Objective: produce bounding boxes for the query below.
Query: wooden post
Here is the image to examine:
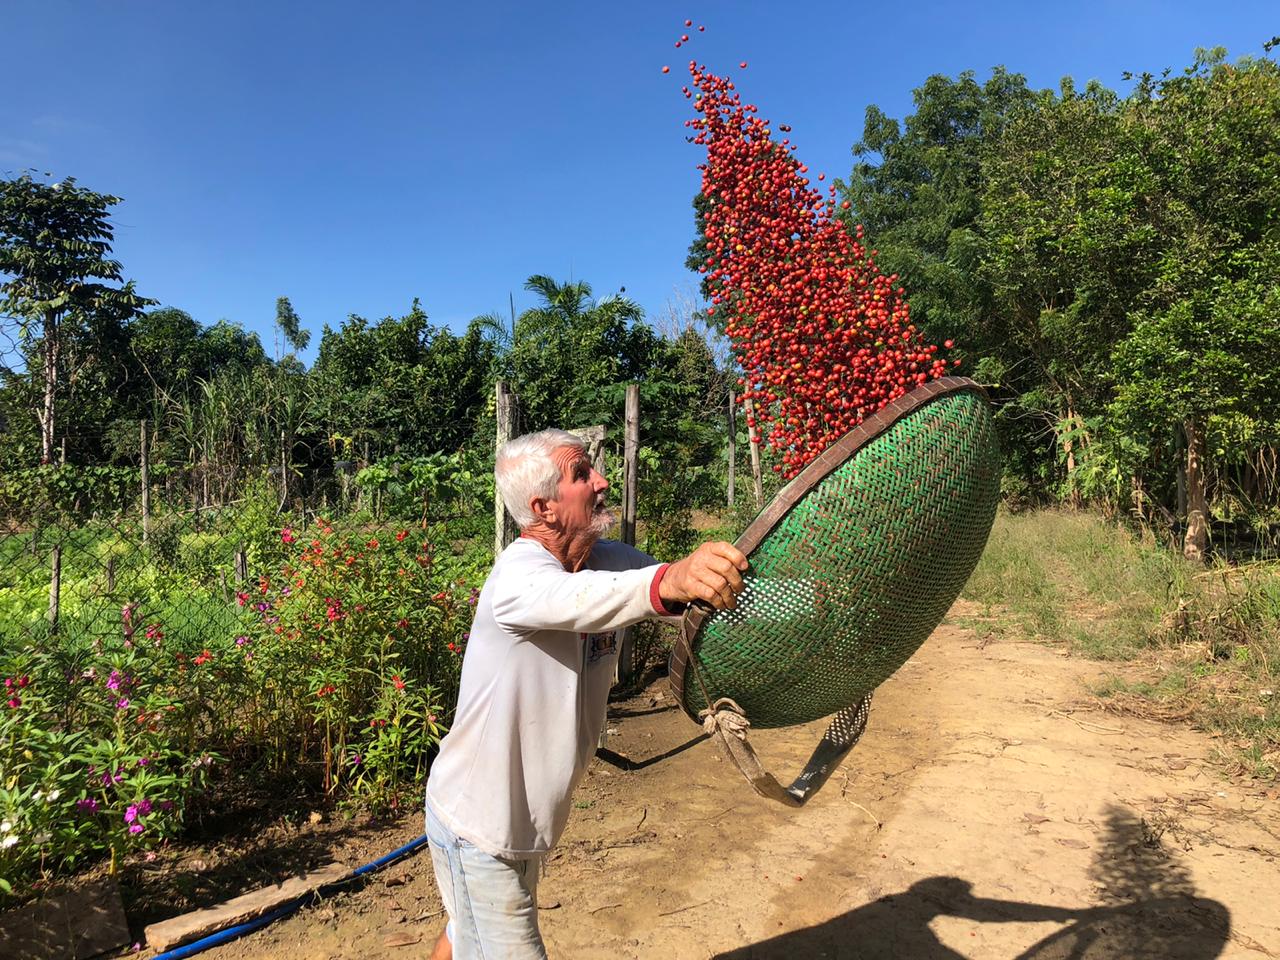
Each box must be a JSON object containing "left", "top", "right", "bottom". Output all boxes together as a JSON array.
[
  {"left": 745, "top": 396, "right": 764, "bottom": 508},
  {"left": 106, "top": 555, "right": 116, "bottom": 594},
  {"left": 59, "top": 437, "right": 67, "bottom": 466},
  {"left": 140, "top": 420, "right": 151, "bottom": 544},
  {"left": 48, "top": 545, "right": 61, "bottom": 632},
  {"left": 727, "top": 389, "right": 736, "bottom": 508},
  {"left": 494, "top": 381, "right": 519, "bottom": 556},
  {"left": 614, "top": 384, "right": 641, "bottom": 688},
  {"left": 622, "top": 384, "right": 639, "bottom": 548},
  {"left": 279, "top": 430, "right": 289, "bottom": 507},
  {"left": 234, "top": 549, "right": 248, "bottom": 584}
]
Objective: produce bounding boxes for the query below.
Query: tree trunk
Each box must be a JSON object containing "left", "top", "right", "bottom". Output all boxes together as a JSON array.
[
  {"left": 39, "top": 310, "right": 60, "bottom": 464},
  {"left": 1182, "top": 418, "right": 1209, "bottom": 564},
  {"left": 1061, "top": 408, "right": 1083, "bottom": 507}
]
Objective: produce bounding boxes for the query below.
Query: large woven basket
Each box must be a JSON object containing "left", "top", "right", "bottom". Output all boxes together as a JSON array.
[{"left": 670, "top": 376, "right": 1000, "bottom": 730}]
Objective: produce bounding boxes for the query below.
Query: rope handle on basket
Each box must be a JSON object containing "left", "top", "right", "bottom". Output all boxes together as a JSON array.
[{"left": 684, "top": 644, "right": 873, "bottom": 807}]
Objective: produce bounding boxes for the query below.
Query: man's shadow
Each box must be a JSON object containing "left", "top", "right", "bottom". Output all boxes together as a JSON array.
[{"left": 713, "top": 804, "right": 1231, "bottom": 959}]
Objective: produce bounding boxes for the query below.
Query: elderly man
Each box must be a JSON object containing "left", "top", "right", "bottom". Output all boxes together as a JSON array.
[{"left": 425, "top": 428, "right": 747, "bottom": 959}]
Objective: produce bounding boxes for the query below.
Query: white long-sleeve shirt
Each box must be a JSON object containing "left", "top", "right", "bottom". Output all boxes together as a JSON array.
[{"left": 425, "top": 536, "right": 673, "bottom": 858}]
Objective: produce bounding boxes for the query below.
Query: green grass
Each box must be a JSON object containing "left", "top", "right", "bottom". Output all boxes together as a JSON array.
[
  {"left": 960, "top": 508, "right": 1279, "bottom": 780},
  {"left": 960, "top": 509, "right": 1185, "bottom": 658}
]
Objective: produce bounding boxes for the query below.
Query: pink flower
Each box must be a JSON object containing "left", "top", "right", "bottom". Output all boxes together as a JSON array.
[
  {"left": 116, "top": 698, "right": 130, "bottom": 710},
  {"left": 236, "top": 592, "right": 249, "bottom": 607},
  {"left": 129, "top": 823, "right": 144, "bottom": 835},
  {"left": 124, "top": 804, "right": 138, "bottom": 823},
  {"left": 281, "top": 527, "right": 295, "bottom": 544}
]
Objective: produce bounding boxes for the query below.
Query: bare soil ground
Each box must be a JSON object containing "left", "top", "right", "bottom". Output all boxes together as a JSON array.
[{"left": 180, "top": 608, "right": 1279, "bottom": 959}]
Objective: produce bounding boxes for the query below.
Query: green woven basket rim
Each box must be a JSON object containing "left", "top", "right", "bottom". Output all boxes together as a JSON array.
[{"left": 669, "top": 375, "right": 990, "bottom": 718}]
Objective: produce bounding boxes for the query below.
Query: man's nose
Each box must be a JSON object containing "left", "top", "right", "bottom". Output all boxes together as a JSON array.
[{"left": 591, "top": 468, "right": 608, "bottom": 492}]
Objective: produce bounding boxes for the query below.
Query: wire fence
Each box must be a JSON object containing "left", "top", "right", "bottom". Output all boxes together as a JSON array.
[{"left": 0, "top": 441, "right": 496, "bottom": 654}]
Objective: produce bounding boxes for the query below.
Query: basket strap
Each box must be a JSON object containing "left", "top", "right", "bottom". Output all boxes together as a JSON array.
[{"left": 700, "top": 694, "right": 873, "bottom": 807}]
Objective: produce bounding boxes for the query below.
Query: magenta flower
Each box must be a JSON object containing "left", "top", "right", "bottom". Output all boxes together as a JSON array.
[
  {"left": 138, "top": 799, "right": 153, "bottom": 816},
  {"left": 129, "top": 823, "right": 144, "bottom": 835},
  {"left": 116, "top": 698, "right": 130, "bottom": 710},
  {"left": 76, "top": 797, "right": 100, "bottom": 814},
  {"left": 124, "top": 804, "right": 138, "bottom": 823},
  {"left": 235, "top": 636, "right": 250, "bottom": 647}
]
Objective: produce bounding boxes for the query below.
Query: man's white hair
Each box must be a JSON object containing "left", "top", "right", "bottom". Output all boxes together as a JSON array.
[{"left": 495, "top": 428, "right": 585, "bottom": 529}]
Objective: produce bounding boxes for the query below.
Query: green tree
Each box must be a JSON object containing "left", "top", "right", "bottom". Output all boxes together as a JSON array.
[
  {"left": 1110, "top": 51, "right": 1280, "bottom": 560},
  {"left": 979, "top": 76, "right": 1160, "bottom": 499},
  {"left": 507, "top": 275, "right": 659, "bottom": 430},
  {"left": 0, "top": 176, "right": 153, "bottom": 462},
  {"left": 274, "top": 296, "right": 310, "bottom": 360},
  {"left": 310, "top": 300, "right": 497, "bottom": 459},
  {"left": 836, "top": 68, "right": 1037, "bottom": 350}
]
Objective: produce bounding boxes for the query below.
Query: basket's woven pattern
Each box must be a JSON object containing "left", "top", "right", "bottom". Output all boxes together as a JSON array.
[{"left": 677, "top": 381, "right": 1000, "bottom": 728}]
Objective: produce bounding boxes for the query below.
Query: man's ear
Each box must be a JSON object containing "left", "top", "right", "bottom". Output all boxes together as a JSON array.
[{"left": 529, "top": 496, "right": 555, "bottom": 525}]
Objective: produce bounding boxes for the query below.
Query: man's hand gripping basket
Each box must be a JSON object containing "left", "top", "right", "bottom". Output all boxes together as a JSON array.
[{"left": 670, "top": 377, "right": 1001, "bottom": 805}]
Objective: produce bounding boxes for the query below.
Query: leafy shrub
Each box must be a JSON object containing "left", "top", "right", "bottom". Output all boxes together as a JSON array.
[{"left": 0, "top": 518, "right": 477, "bottom": 900}]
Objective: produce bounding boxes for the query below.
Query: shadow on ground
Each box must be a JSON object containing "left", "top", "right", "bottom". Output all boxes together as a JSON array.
[{"left": 713, "top": 804, "right": 1231, "bottom": 959}]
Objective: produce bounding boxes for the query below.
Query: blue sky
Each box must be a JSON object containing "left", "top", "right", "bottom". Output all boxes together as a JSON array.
[{"left": 3, "top": 1, "right": 1275, "bottom": 366}]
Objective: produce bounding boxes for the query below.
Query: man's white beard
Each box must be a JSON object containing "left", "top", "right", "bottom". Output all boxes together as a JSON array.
[{"left": 589, "top": 501, "right": 616, "bottom": 535}]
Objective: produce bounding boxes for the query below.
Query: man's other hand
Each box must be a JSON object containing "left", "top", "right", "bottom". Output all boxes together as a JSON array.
[{"left": 660, "top": 541, "right": 749, "bottom": 610}]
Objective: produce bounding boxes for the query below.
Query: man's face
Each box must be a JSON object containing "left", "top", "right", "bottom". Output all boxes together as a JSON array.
[{"left": 548, "top": 445, "right": 613, "bottom": 537}]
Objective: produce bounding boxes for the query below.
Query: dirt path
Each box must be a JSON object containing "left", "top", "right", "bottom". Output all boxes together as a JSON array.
[{"left": 197, "top": 611, "right": 1279, "bottom": 959}]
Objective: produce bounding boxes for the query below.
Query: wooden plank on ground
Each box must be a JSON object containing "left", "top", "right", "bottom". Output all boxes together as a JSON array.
[
  {"left": 0, "top": 878, "right": 130, "bottom": 960},
  {"left": 143, "top": 861, "right": 350, "bottom": 952}
]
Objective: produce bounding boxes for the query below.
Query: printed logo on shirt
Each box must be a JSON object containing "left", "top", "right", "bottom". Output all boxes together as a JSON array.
[{"left": 583, "top": 631, "right": 617, "bottom": 664}]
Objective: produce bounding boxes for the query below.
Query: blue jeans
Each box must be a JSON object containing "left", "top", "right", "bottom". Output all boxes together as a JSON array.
[{"left": 424, "top": 799, "right": 548, "bottom": 960}]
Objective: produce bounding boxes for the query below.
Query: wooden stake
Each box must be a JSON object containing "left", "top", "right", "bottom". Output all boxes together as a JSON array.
[
  {"left": 140, "top": 420, "right": 151, "bottom": 545},
  {"left": 615, "top": 384, "right": 641, "bottom": 687},
  {"left": 727, "top": 389, "right": 736, "bottom": 508},
  {"left": 745, "top": 396, "right": 764, "bottom": 507},
  {"left": 48, "top": 545, "right": 61, "bottom": 632},
  {"left": 622, "top": 384, "right": 640, "bottom": 547},
  {"left": 494, "top": 381, "right": 519, "bottom": 556}
]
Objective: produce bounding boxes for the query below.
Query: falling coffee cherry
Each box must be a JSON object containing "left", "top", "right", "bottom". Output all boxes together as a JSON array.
[{"left": 680, "top": 55, "right": 953, "bottom": 477}]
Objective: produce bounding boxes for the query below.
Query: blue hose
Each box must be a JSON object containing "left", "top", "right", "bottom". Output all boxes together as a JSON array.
[{"left": 151, "top": 833, "right": 432, "bottom": 960}]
